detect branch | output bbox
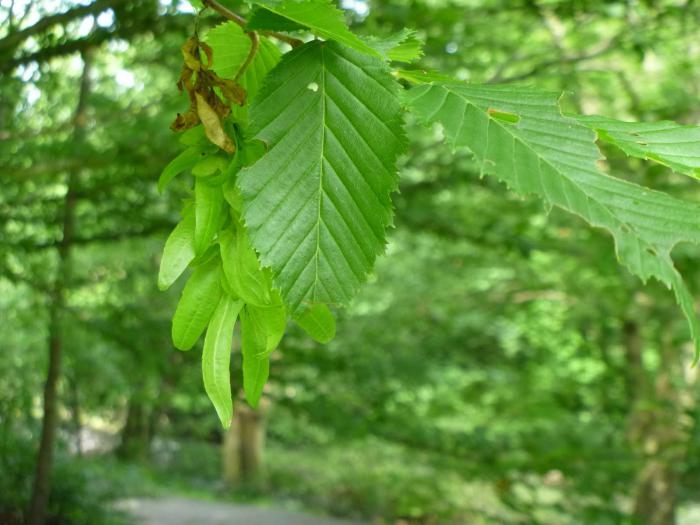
[0,0,128,53]
[488,33,622,84]
[202,0,302,47]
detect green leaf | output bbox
[576,115,700,178]
[404,81,700,357]
[158,208,196,291]
[158,147,203,193]
[240,302,287,407]
[294,303,335,343]
[251,0,380,57]
[194,179,225,255]
[192,155,228,177]
[180,125,210,147]
[247,7,306,32]
[202,294,243,428]
[172,257,223,350]
[238,41,405,314]
[206,22,282,124]
[219,226,273,306]
[364,29,424,63]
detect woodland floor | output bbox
[116,497,370,525]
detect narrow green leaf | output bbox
[240,302,286,407]
[404,81,700,357]
[294,303,335,343]
[219,227,273,306]
[172,257,223,350]
[158,147,203,193]
[576,115,700,178]
[158,209,196,291]
[251,0,380,57]
[238,41,405,314]
[202,295,243,428]
[194,179,225,255]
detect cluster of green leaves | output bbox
[160,0,700,423]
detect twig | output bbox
[236,31,259,81]
[202,0,303,47]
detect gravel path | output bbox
[116,497,370,525]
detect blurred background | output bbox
[2,1,700,524]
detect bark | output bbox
[25,49,93,525]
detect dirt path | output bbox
[117,497,370,525]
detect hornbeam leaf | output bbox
[172,257,223,350]
[240,302,286,407]
[194,179,225,255]
[207,22,281,124]
[576,115,700,178]
[404,81,700,356]
[252,0,380,57]
[158,208,196,291]
[363,29,424,63]
[247,7,306,32]
[202,295,243,428]
[294,303,335,343]
[238,41,405,314]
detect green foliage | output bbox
[202,295,242,427]
[172,256,223,351]
[293,303,336,343]
[402,80,700,357]
[156,0,700,423]
[251,0,380,56]
[238,40,405,314]
[577,115,700,178]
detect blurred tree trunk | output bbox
[117,396,153,461]
[625,314,697,525]
[26,49,93,525]
[222,398,269,488]
[68,374,82,457]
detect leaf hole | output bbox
[307,82,319,92]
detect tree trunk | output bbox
[221,398,269,488]
[26,49,93,525]
[626,315,696,525]
[117,396,152,461]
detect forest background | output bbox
[3,1,700,524]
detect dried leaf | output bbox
[195,92,235,153]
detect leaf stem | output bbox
[236,30,259,81]
[202,0,303,48]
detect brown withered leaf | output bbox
[170,35,244,149]
[195,93,235,153]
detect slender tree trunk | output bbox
[117,396,152,461]
[26,49,93,525]
[221,398,269,488]
[68,374,82,456]
[625,314,697,525]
